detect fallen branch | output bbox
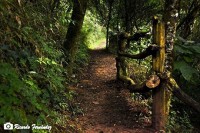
[168,78,200,113]
[119,44,159,59]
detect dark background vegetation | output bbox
[0,0,200,132]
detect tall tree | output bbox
[106,0,114,50]
[152,0,180,131]
[177,0,200,38]
[63,0,88,75]
[124,0,131,33]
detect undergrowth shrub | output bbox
[171,40,200,131]
[0,0,106,132]
[0,0,75,132]
[124,26,200,131]
[166,99,194,133]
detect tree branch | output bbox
[128,82,149,93]
[119,31,150,41]
[119,44,159,59]
[176,3,200,31]
[168,78,200,113]
[128,31,150,41]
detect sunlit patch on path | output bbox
[88,40,106,50]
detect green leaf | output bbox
[174,61,197,81]
[174,45,192,54]
[183,56,193,63]
[190,45,200,54]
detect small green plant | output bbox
[0,1,78,132]
[166,109,194,133]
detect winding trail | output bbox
[76,43,154,133]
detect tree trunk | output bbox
[116,32,135,85]
[163,0,180,79]
[106,0,113,50]
[177,1,200,38]
[63,0,87,75]
[152,17,167,131]
[124,0,130,33]
[124,0,132,48]
[152,0,180,131]
[50,0,60,12]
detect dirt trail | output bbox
[76,46,154,133]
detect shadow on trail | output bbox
[103,79,152,129]
[103,81,138,127]
[77,48,154,132]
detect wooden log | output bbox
[146,75,160,89]
[128,75,160,93]
[119,44,159,59]
[167,78,200,113]
[128,82,149,93]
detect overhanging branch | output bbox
[119,44,159,59]
[127,31,150,41]
[119,31,150,41]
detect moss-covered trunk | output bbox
[63,0,88,75]
[116,32,135,85]
[152,17,168,131]
[152,0,180,131]
[106,0,114,50]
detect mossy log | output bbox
[167,78,200,113]
[146,75,160,88]
[128,75,160,93]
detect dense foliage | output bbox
[0,0,200,132]
[94,0,200,131]
[0,0,72,130]
[0,0,104,132]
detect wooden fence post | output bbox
[152,16,170,131]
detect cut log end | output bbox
[146,75,160,89]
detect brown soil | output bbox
[75,47,155,133]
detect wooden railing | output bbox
[115,16,200,131]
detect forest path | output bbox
[76,44,154,133]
